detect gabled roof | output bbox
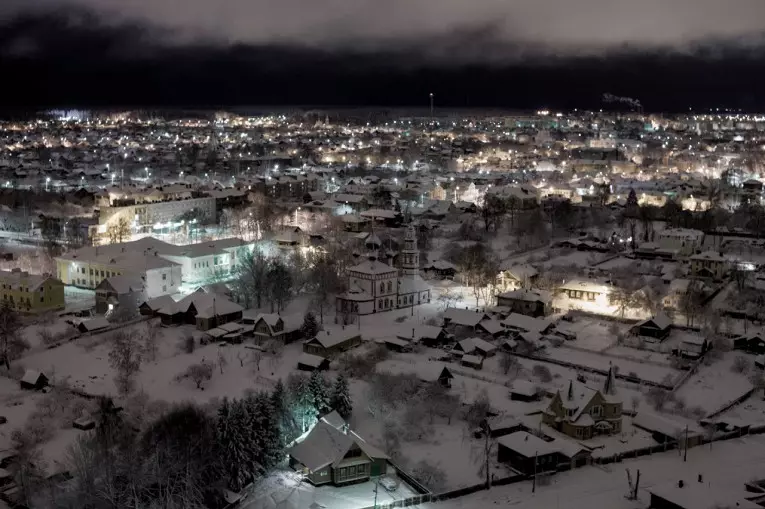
[443,308,490,327]
[637,312,672,331]
[288,420,388,473]
[501,313,552,333]
[306,329,361,349]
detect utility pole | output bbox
[532,451,538,493]
[429,93,434,120]
[373,476,379,509]
[684,425,689,462]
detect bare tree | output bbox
[500,352,519,376]
[0,304,28,370]
[106,217,131,244]
[108,330,142,396]
[185,362,213,389]
[142,320,161,362]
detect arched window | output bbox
[380,282,384,293]
[387,281,392,292]
[378,299,383,309]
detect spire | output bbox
[604,366,616,395]
[567,380,574,401]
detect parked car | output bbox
[378,476,398,492]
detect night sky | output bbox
[3,1,765,111]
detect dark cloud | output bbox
[4,0,765,56]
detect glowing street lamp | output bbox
[45,177,50,191]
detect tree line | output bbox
[29,371,352,509]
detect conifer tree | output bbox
[217,398,251,491]
[308,370,329,415]
[300,311,319,339]
[330,373,353,419]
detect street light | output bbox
[45,177,50,191]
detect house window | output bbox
[576,427,582,437]
[358,464,366,474]
[349,466,356,476]
[379,299,383,309]
[591,405,602,418]
[162,273,167,281]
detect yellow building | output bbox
[0,269,65,313]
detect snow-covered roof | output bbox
[443,308,490,327]
[347,260,397,276]
[498,431,558,457]
[21,369,45,385]
[633,412,703,438]
[297,353,327,368]
[306,329,361,349]
[501,313,552,333]
[497,289,552,304]
[648,481,760,509]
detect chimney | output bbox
[698,474,703,483]
[678,480,684,488]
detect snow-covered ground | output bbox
[543,346,680,385]
[424,435,765,509]
[674,352,755,415]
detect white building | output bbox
[336,225,430,321]
[55,236,254,297]
[97,195,216,234]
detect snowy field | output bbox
[19,321,311,402]
[558,317,628,352]
[674,352,755,415]
[543,345,681,385]
[424,435,765,509]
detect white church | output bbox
[336,224,431,322]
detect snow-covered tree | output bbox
[300,311,319,339]
[108,330,142,396]
[308,370,330,415]
[287,373,318,432]
[330,373,353,419]
[217,398,251,491]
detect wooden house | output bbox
[734,332,765,355]
[496,289,552,318]
[303,329,362,358]
[288,414,389,486]
[631,313,672,340]
[497,432,559,476]
[542,372,623,440]
[251,313,303,343]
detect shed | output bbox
[497,431,560,475]
[77,317,111,333]
[73,416,96,431]
[510,380,542,402]
[20,369,48,390]
[297,353,330,372]
[461,354,483,370]
[631,313,672,340]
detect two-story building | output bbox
[657,228,704,257]
[496,289,552,317]
[288,411,389,486]
[690,251,729,279]
[0,269,65,314]
[542,370,623,440]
